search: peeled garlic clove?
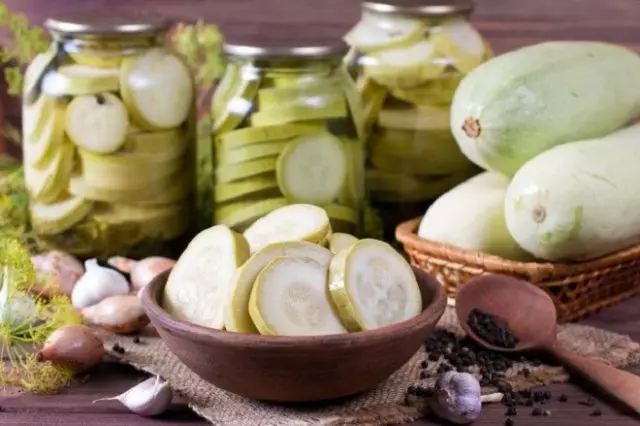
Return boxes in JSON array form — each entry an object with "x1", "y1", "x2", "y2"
[
  {"x1": 81, "y1": 294, "x2": 149, "y2": 334},
  {"x1": 36, "y1": 324, "x2": 105, "y2": 372},
  {"x1": 93, "y1": 375, "x2": 173, "y2": 416},
  {"x1": 31, "y1": 250, "x2": 84, "y2": 297},
  {"x1": 71, "y1": 259, "x2": 130, "y2": 309},
  {"x1": 109, "y1": 256, "x2": 175, "y2": 291}
]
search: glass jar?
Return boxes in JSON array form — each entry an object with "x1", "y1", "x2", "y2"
[
  {"x1": 22, "y1": 13, "x2": 197, "y2": 258},
  {"x1": 344, "y1": 0, "x2": 492, "y2": 236},
  {"x1": 211, "y1": 37, "x2": 366, "y2": 235}
]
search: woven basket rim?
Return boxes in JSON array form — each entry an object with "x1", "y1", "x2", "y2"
[{"x1": 395, "y1": 216, "x2": 640, "y2": 282}]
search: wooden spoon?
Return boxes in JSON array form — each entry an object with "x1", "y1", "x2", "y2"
[{"x1": 455, "y1": 274, "x2": 640, "y2": 415}]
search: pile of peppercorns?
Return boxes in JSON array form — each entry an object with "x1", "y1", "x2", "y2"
[{"x1": 406, "y1": 327, "x2": 604, "y2": 424}]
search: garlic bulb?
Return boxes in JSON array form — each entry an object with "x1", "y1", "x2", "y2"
[
  {"x1": 93, "y1": 375, "x2": 173, "y2": 416},
  {"x1": 108, "y1": 256, "x2": 175, "y2": 291},
  {"x1": 71, "y1": 259, "x2": 130, "y2": 309},
  {"x1": 429, "y1": 371, "x2": 482, "y2": 425},
  {"x1": 36, "y1": 325, "x2": 105, "y2": 372},
  {"x1": 31, "y1": 250, "x2": 84, "y2": 297},
  {"x1": 0, "y1": 266, "x2": 36, "y2": 331},
  {"x1": 81, "y1": 295, "x2": 149, "y2": 334}
]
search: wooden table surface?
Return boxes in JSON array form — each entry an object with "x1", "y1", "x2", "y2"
[{"x1": 2, "y1": 0, "x2": 640, "y2": 424}]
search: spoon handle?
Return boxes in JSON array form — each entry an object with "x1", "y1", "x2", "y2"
[{"x1": 550, "y1": 345, "x2": 640, "y2": 414}]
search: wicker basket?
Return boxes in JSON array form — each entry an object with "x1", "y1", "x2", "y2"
[{"x1": 396, "y1": 217, "x2": 640, "y2": 323}]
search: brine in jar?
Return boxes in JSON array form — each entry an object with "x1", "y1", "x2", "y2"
[
  {"x1": 211, "y1": 36, "x2": 367, "y2": 236},
  {"x1": 344, "y1": 0, "x2": 492, "y2": 236},
  {"x1": 22, "y1": 13, "x2": 197, "y2": 258}
]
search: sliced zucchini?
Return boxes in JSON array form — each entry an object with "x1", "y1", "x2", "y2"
[
  {"x1": 364, "y1": 40, "x2": 446, "y2": 89},
  {"x1": 215, "y1": 197, "x2": 289, "y2": 229},
  {"x1": 257, "y1": 84, "x2": 343, "y2": 112},
  {"x1": 214, "y1": 175, "x2": 279, "y2": 203},
  {"x1": 217, "y1": 123, "x2": 324, "y2": 151},
  {"x1": 344, "y1": 13, "x2": 426, "y2": 52},
  {"x1": 328, "y1": 239, "x2": 422, "y2": 331},
  {"x1": 323, "y1": 204, "x2": 359, "y2": 224},
  {"x1": 30, "y1": 195, "x2": 92, "y2": 235},
  {"x1": 276, "y1": 132, "x2": 347, "y2": 205},
  {"x1": 120, "y1": 48, "x2": 194, "y2": 130},
  {"x1": 122, "y1": 128, "x2": 186, "y2": 159},
  {"x1": 429, "y1": 18, "x2": 486, "y2": 74},
  {"x1": 163, "y1": 225, "x2": 250, "y2": 329},
  {"x1": 23, "y1": 98, "x2": 64, "y2": 168},
  {"x1": 24, "y1": 141, "x2": 75, "y2": 203},
  {"x1": 211, "y1": 63, "x2": 240, "y2": 119},
  {"x1": 215, "y1": 157, "x2": 277, "y2": 184},
  {"x1": 213, "y1": 69, "x2": 261, "y2": 134},
  {"x1": 225, "y1": 241, "x2": 333, "y2": 333},
  {"x1": 329, "y1": 232, "x2": 358, "y2": 254},
  {"x1": 356, "y1": 76, "x2": 388, "y2": 133},
  {"x1": 92, "y1": 202, "x2": 188, "y2": 241},
  {"x1": 42, "y1": 64, "x2": 120, "y2": 96},
  {"x1": 250, "y1": 97, "x2": 347, "y2": 127},
  {"x1": 249, "y1": 256, "x2": 347, "y2": 336},
  {"x1": 389, "y1": 73, "x2": 463, "y2": 106},
  {"x1": 243, "y1": 203, "x2": 331, "y2": 254},
  {"x1": 65, "y1": 93, "x2": 129, "y2": 154},
  {"x1": 218, "y1": 141, "x2": 288, "y2": 165},
  {"x1": 24, "y1": 49, "x2": 59, "y2": 102},
  {"x1": 377, "y1": 105, "x2": 450, "y2": 130}
]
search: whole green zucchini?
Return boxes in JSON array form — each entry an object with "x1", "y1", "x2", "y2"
[{"x1": 451, "y1": 41, "x2": 640, "y2": 176}]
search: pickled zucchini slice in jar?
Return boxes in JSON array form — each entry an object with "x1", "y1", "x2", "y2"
[
  {"x1": 163, "y1": 225, "x2": 250, "y2": 329},
  {"x1": 329, "y1": 232, "x2": 358, "y2": 254},
  {"x1": 377, "y1": 104, "x2": 450, "y2": 131},
  {"x1": 429, "y1": 18, "x2": 486, "y2": 74},
  {"x1": 276, "y1": 132, "x2": 348, "y2": 205},
  {"x1": 225, "y1": 241, "x2": 333, "y2": 333},
  {"x1": 344, "y1": 12, "x2": 426, "y2": 52},
  {"x1": 249, "y1": 256, "x2": 347, "y2": 336},
  {"x1": 214, "y1": 69, "x2": 261, "y2": 134},
  {"x1": 218, "y1": 141, "x2": 289, "y2": 165},
  {"x1": 120, "y1": 48, "x2": 194, "y2": 130},
  {"x1": 243, "y1": 203, "x2": 331, "y2": 253},
  {"x1": 30, "y1": 195, "x2": 92, "y2": 235},
  {"x1": 23, "y1": 97, "x2": 65, "y2": 168},
  {"x1": 250, "y1": 97, "x2": 348, "y2": 127},
  {"x1": 328, "y1": 239, "x2": 422, "y2": 331},
  {"x1": 24, "y1": 140, "x2": 75, "y2": 204},
  {"x1": 42, "y1": 64, "x2": 120, "y2": 96},
  {"x1": 65, "y1": 93, "x2": 129, "y2": 154},
  {"x1": 364, "y1": 40, "x2": 446, "y2": 89},
  {"x1": 215, "y1": 157, "x2": 277, "y2": 184},
  {"x1": 216, "y1": 123, "x2": 324, "y2": 151},
  {"x1": 214, "y1": 175, "x2": 279, "y2": 203}
]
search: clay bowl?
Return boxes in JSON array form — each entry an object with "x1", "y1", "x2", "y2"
[{"x1": 140, "y1": 267, "x2": 447, "y2": 403}]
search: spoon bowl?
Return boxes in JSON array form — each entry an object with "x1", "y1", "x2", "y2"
[
  {"x1": 455, "y1": 273, "x2": 640, "y2": 415},
  {"x1": 455, "y1": 274, "x2": 558, "y2": 352}
]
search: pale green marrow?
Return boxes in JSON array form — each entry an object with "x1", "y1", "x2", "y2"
[
  {"x1": 451, "y1": 41, "x2": 640, "y2": 175},
  {"x1": 504, "y1": 122, "x2": 640, "y2": 261}
]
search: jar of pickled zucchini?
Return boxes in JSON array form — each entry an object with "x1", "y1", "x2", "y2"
[
  {"x1": 22, "y1": 14, "x2": 196, "y2": 258},
  {"x1": 211, "y1": 37, "x2": 366, "y2": 236},
  {"x1": 344, "y1": 0, "x2": 491, "y2": 235}
]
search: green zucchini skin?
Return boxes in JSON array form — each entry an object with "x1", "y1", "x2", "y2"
[{"x1": 451, "y1": 41, "x2": 640, "y2": 176}]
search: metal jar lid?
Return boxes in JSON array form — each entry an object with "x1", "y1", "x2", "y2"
[
  {"x1": 44, "y1": 12, "x2": 172, "y2": 37},
  {"x1": 363, "y1": 0, "x2": 474, "y2": 17},
  {"x1": 222, "y1": 31, "x2": 348, "y2": 60}
]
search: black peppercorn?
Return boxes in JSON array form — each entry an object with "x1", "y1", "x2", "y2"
[
  {"x1": 533, "y1": 391, "x2": 545, "y2": 402},
  {"x1": 543, "y1": 391, "x2": 552, "y2": 400},
  {"x1": 578, "y1": 398, "x2": 596, "y2": 407},
  {"x1": 506, "y1": 406, "x2": 517, "y2": 416},
  {"x1": 521, "y1": 368, "x2": 531, "y2": 378},
  {"x1": 531, "y1": 408, "x2": 542, "y2": 416},
  {"x1": 133, "y1": 336, "x2": 141, "y2": 344},
  {"x1": 589, "y1": 409, "x2": 602, "y2": 417},
  {"x1": 419, "y1": 371, "x2": 428, "y2": 379},
  {"x1": 558, "y1": 394, "x2": 568, "y2": 402},
  {"x1": 505, "y1": 418, "x2": 515, "y2": 426},
  {"x1": 420, "y1": 360, "x2": 428, "y2": 369}
]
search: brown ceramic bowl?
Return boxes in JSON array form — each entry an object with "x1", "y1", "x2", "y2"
[{"x1": 140, "y1": 267, "x2": 447, "y2": 403}]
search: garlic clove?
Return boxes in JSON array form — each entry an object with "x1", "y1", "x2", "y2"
[
  {"x1": 71, "y1": 259, "x2": 130, "y2": 309},
  {"x1": 0, "y1": 266, "x2": 37, "y2": 332},
  {"x1": 130, "y1": 257, "x2": 175, "y2": 291},
  {"x1": 93, "y1": 375, "x2": 173, "y2": 416},
  {"x1": 429, "y1": 371, "x2": 482, "y2": 425},
  {"x1": 81, "y1": 294, "x2": 149, "y2": 334},
  {"x1": 30, "y1": 250, "x2": 84, "y2": 298},
  {"x1": 36, "y1": 324, "x2": 105, "y2": 372}
]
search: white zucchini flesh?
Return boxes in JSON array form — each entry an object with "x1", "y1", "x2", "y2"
[
  {"x1": 249, "y1": 256, "x2": 347, "y2": 336},
  {"x1": 276, "y1": 133, "x2": 348, "y2": 205},
  {"x1": 344, "y1": 12, "x2": 425, "y2": 52},
  {"x1": 329, "y1": 232, "x2": 359, "y2": 254},
  {"x1": 504, "y1": 122, "x2": 640, "y2": 261},
  {"x1": 329, "y1": 239, "x2": 422, "y2": 330},
  {"x1": 243, "y1": 203, "x2": 331, "y2": 254},
  {"x1": 163, "y1": 225, "x2": 250, "y2": 329},
  {"x1": 224, "y1": 241, "x2": 333, "y2": 333}
]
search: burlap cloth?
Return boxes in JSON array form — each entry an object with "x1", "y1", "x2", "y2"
[{"x1": 100, "y1": 307, "x2": 640, "y2": 426}]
